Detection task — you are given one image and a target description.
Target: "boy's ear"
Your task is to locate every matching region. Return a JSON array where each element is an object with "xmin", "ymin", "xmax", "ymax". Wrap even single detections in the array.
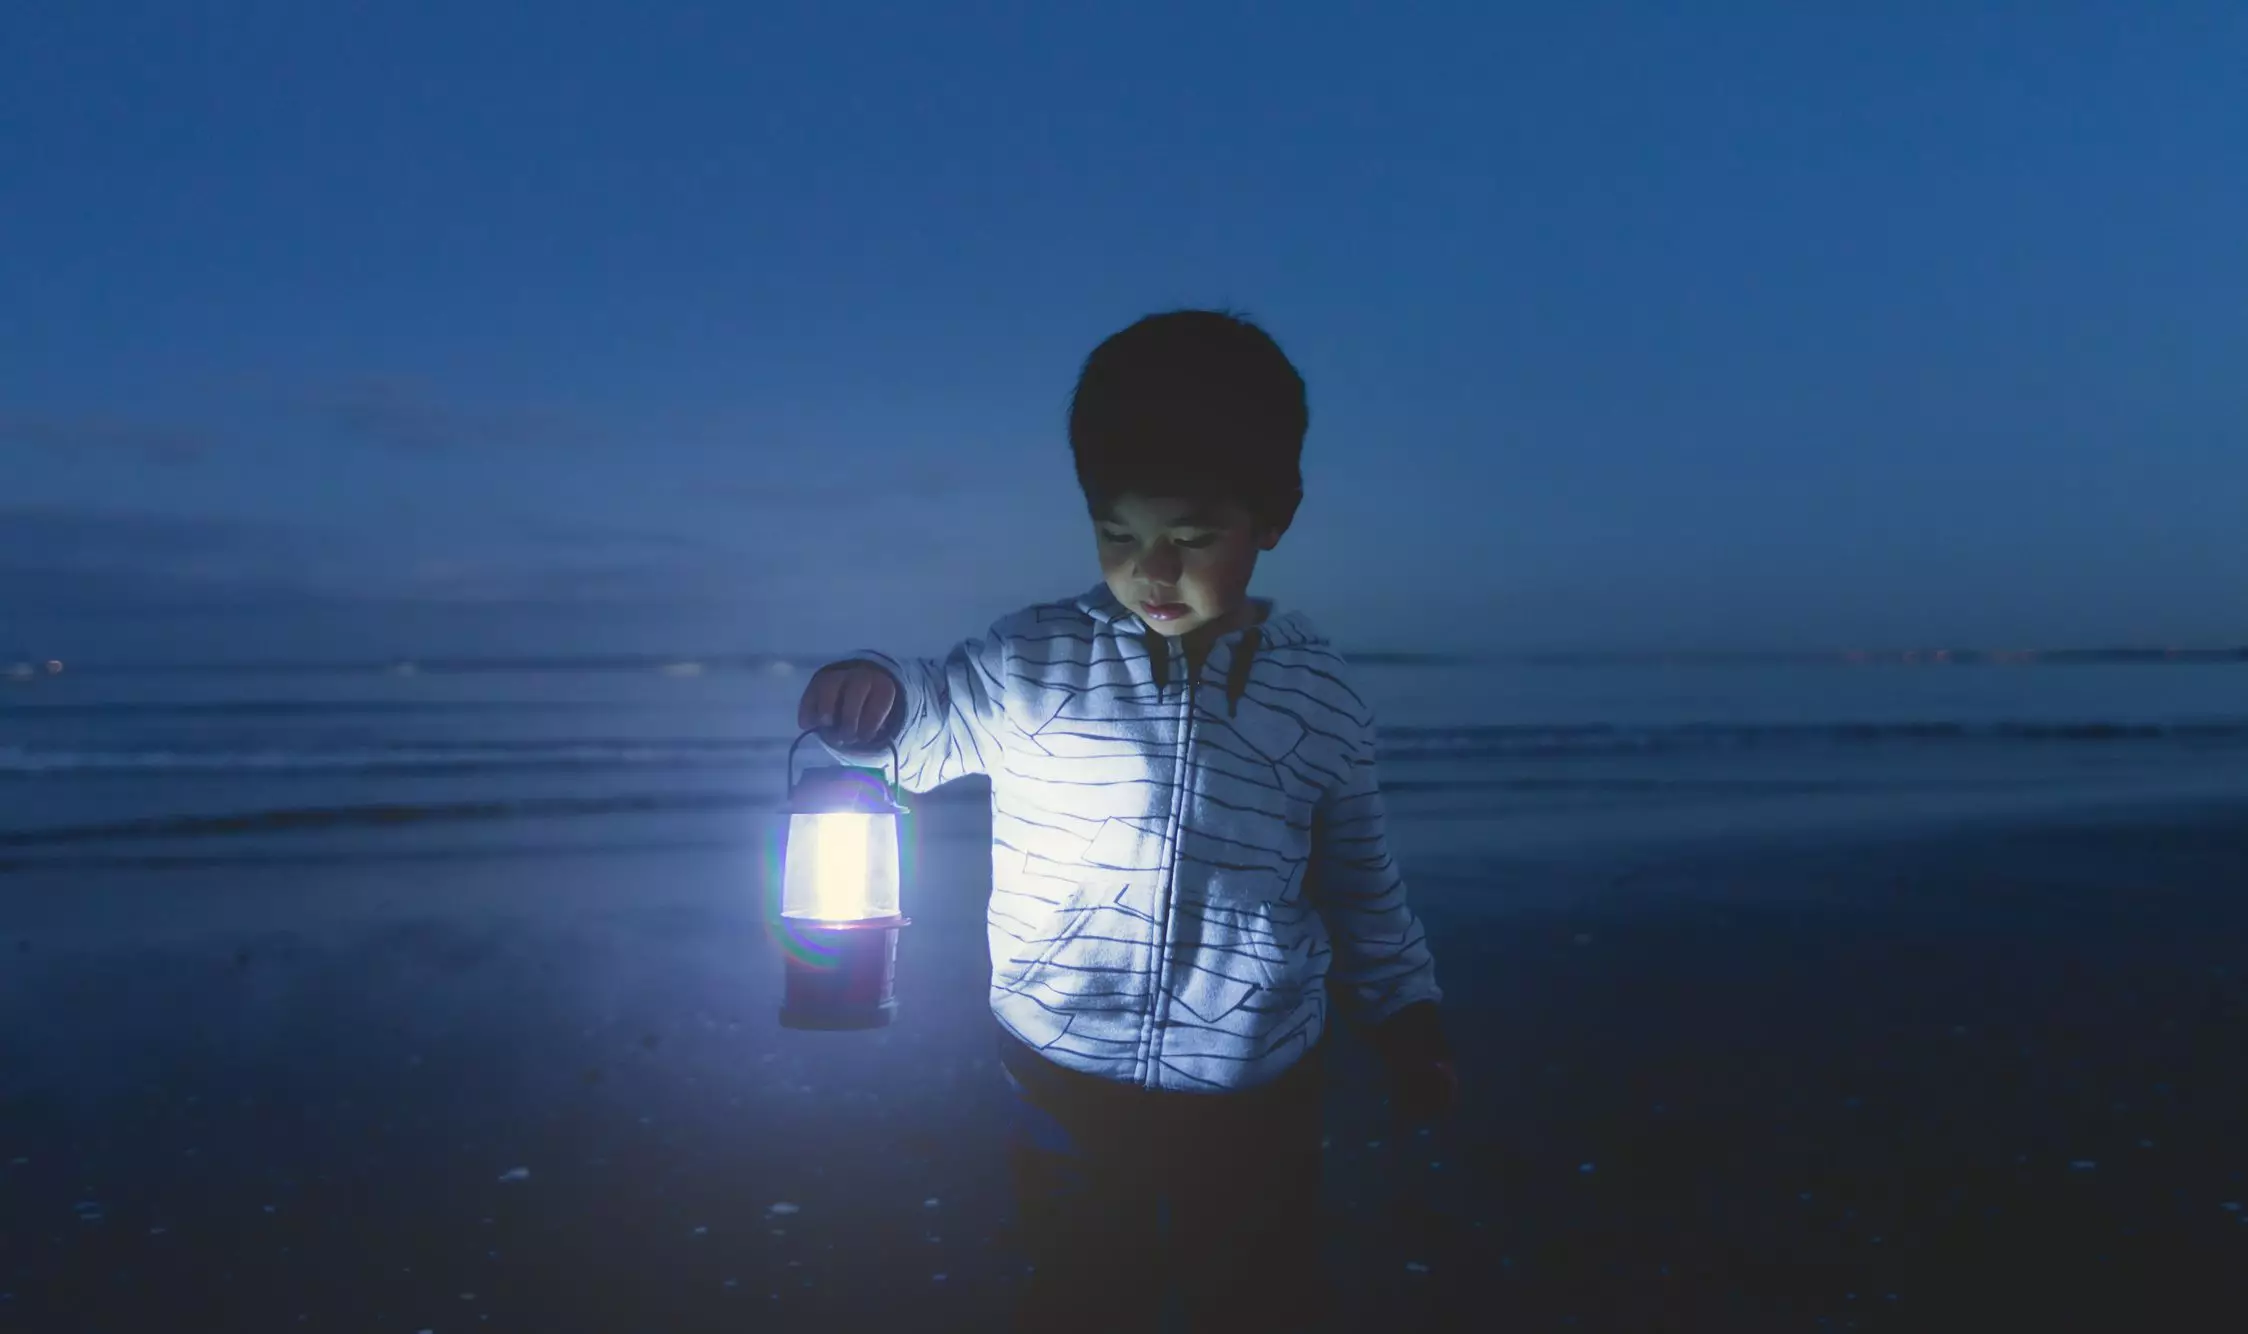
[{"xmin": 1256, "ymin": 489, "xmax": 1301, "ymax": 550}]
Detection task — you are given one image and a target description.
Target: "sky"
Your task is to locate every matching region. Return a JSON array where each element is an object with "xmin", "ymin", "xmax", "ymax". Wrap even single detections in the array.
[{"xmin": 4, "ymin": 0, "xmax": 2244, "ymax": 661}]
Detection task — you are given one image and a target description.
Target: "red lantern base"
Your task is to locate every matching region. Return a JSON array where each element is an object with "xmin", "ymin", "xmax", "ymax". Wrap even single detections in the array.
[{"xmin": 778, "ymin": 916, "xmax": 906, "ymax": 1030}]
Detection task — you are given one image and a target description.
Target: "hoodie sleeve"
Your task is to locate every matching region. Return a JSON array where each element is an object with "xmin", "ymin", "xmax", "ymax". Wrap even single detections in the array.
[
  {"xmin": 819, "ymin": 630, "xmax": 1010, "ymax": 794},
  {"xmin": 1308, "ymin": 709, "xmax": 1442, "ymax": 1027}
]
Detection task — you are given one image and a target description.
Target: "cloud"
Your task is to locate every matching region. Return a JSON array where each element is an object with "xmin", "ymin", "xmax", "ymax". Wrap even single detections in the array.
[
  {"xmin": 0, "ymin": 510, "xmax": 330, "ymax": 622},
  {"xmin": 0, "ymin": 413, "xmax": 217, "ymax": 466},
  {"xmin": 0, "ymin": 505, "xmax": 745, "ymax": 610},
  {"xmin": 513, "ymin": 519, "xmax": 716, "ymax": 554},
  {"xmin": 711, "ymin": 459, "xmax": 976, "ymax": 508},
  {"xmin": 398, "ymin": 560, "xmax": 711, "ymax": 605},
  {"xmin": 0, "ymin": 498, "xmax": 1001, "ymax": 644},
  {"xmin": 4, "ymin": 378, "xmax": 616, "ymax": 469},
  {"xmin": 0, "ymin": 503, "xmax": 1047, "ymax": 660},
  {"xmin": 0, "ymin": 506, "xmax": 357, "ymax": 606},
  {"xmin": 298, "ymin": 377, "xmax": 608, "ymax": 455},
  {"xmin": 0, "ymin": 505, "xmax": 284, "ymax": 563},
  {"xmin": 0, "ymin": 562, "xmax": 329, "ymax": 615}
]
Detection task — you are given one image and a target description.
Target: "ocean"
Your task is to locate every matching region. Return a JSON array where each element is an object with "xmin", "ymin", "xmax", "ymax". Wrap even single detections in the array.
[
  {"xmin": 6, "ymin": 654, "xmax": 2248, "ymax": 1330},
  {"xmin": 5, "ymin": 654, "xmax": 2244, "ymax": 873}
]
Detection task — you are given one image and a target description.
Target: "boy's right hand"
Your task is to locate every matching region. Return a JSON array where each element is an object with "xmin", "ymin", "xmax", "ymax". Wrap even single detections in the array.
[{"xmin": 797, "ymin": 661, "xmax": 903, "ymax": 749}]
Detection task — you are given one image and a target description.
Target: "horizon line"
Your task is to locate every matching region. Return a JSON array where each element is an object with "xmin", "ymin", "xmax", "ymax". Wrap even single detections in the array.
[{"xmin": 5, "ymin": 645, "xmax": 2244, "ymax": 676}]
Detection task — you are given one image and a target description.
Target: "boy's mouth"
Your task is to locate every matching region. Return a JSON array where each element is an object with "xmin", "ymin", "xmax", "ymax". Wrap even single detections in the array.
[{"xmin": 1140, "ymin": 601, "xmax": 1192, "ymax": 623}]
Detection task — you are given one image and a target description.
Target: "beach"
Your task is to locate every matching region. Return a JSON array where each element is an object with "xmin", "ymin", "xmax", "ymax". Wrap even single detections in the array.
[
  {"xmin": 14, "ymin": 3, "xmax": 2248, "ymax": 1324},
  {"xmin": 6, "ymin": 792, "xmax": 2247, "ymax": 1333}
]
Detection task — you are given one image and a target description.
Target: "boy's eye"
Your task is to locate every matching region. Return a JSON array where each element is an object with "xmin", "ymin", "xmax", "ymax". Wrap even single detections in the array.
[{"xmin": 1098, "ymin": 529, "xmax": 1217, "ymax": 550}]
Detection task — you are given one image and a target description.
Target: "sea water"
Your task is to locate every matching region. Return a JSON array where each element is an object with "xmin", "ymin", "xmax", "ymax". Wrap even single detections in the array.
[{"xmin": 3, "ymin": 656, "xmax": 2243, "ymax": 871}]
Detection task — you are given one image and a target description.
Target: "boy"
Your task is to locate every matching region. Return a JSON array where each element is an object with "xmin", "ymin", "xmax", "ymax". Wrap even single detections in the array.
[{"xmin": 798, "ymin": 310, "xmax": 1455, "ymax": 1333}]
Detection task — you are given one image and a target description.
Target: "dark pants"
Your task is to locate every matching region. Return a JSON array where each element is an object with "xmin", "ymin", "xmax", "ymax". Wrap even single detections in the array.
[{"xmin": 998, "ymin": 1028, "xmax": 1334, "ymax": 1334}]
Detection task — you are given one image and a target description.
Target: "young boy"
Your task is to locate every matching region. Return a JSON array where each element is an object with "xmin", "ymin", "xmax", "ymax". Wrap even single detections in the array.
[{"xmin": 797, "ymin": 310, "xmax": 1455, "ymax": 1333}]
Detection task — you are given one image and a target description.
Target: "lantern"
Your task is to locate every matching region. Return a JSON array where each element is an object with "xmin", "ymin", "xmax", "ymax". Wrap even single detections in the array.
[{"xmin": 775, "ymin": 732, "xmax": 910, "ymax": 1030}]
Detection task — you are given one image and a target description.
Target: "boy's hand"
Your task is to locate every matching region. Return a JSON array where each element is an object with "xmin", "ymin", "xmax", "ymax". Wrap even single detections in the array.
[
  {"xmin": 1371, "ymin": 1001, "xmax": 1457, "ymax": 1125},
  {"xmin": 798, "ymin": 661, "xmax": 903, "ymax": 748},
  {"xmin": 1390, "ymin": 1058, "xmax": 1460, "ymax": 1124}
]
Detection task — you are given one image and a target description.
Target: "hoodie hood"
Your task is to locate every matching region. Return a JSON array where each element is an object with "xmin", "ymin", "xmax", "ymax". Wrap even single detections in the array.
[{"xmin": 1073, "ymin": 583, "xmax": 1326, "ymax": 715}]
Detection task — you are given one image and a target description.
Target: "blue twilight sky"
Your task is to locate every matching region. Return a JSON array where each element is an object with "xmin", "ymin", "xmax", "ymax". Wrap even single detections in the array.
[{"xmin": 3, "ymin": 1, "xmax": 2243, "ymax": 662}]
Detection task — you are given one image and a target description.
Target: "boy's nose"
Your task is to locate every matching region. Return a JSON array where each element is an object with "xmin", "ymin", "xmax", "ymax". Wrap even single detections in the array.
[{"xmin": 1136, "ymin": 547, "xmax": 1183, "ymax": 583}]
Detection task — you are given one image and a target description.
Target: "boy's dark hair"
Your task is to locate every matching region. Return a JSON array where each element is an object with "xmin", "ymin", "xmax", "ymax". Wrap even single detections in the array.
[{"xmin": 1068, "ymin": 309, "xmax": 1308, "ymax": 530}]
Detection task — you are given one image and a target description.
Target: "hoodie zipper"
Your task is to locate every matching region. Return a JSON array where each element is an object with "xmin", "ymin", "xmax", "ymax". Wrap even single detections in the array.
[
  {"xmin": 1139, "ymin": 629, "xmax": 1192, "ymax": 1090},
  {"xmin": 1133, "ymin": 621, "xmax": 1263, "ymax": 1091}
]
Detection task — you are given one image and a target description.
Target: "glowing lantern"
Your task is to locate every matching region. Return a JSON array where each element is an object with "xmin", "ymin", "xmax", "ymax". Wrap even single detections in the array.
[{"xmin": 774, "ymin": 733, "xmax": 909, "ymax": 1029}]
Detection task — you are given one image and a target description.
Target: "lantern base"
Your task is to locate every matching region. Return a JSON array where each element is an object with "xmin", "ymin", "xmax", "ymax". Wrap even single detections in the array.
[{"xmin": 777, "ymin": 917, "xmax": 906, "ymax": 1031}]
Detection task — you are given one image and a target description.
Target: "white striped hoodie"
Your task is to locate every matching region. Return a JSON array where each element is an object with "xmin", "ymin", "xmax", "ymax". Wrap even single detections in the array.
[{"xmin": 827, "ymin": 582, "xmax": 1441, "ymax": 1092}]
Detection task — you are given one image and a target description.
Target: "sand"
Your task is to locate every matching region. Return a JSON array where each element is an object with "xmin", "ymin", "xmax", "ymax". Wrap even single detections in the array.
[{"xmin": 4, "ymin": 802, "xmax": 2246, "ymax": 1331}]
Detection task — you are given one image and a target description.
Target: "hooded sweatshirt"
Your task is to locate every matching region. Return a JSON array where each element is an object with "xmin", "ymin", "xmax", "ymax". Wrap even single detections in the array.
[{"xmin": 827, "ymin": 583, "xmax": 1440, "ymax": 1093}]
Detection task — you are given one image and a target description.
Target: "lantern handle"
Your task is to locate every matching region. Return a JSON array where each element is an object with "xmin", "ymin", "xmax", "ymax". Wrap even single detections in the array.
[{"xmin": 788, "ymin": 728, "xmax": 903, "ymax": 797}]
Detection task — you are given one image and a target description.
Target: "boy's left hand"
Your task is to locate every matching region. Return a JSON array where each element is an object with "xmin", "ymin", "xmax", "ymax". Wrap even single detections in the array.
[
  {"xmin": 1371, "ymin": 1000, "xmax": 1457, "ymax": 1124},
  {"xmin": 1390, "ymin": 1057, "xmax": 1460, "ymax": 1124}
]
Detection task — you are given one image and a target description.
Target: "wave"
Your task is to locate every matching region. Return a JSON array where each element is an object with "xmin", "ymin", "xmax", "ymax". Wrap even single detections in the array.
[
  {"xmin": 0, "ymin": 737, "xmax": 785, "ymax": 775},
  {"xmin": 0, "ymin": 791, "xmax": 775, "ymax": 848},
  {"xmin": 1378, "ymin": 719, "xmax": 2248, "ymax": 759},
  {"xmin": 0, "ymin": 767, "xmax": 2093, "ymax": 865},
  {"xmin": 0, "ymin": 699, "xmax": 573, "ymax": 718},
  {"xmin": 0, "ymin": 836, "xmax": 753, "ymax": 873},
  {"xmin": 5, "ymin": 717, "xmax": 2245, "ymax": 777},
  {"xmin": 0, "ymin": 783, "xmax": 994, "ymax": 853},
  {"xmin": 0, "ymin": 774, "xmax": 1915, "ymax": 859},
  {"xmin": 8, "ymin": 649, "xmax": 2243, "ymax": 677},
  {"xmin": 4, "ymin": 655, "xmax": 804, "ymax": 677}
]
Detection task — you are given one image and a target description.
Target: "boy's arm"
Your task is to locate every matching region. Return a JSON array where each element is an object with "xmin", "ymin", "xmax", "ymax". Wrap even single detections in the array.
[
  {"xmin": 1309, "ymin": 711, "xmax": 1449, "ymax": 1061},
  {"xmin": 819, "ymin": 630, "xmax": 1009, "ymax": 794}
]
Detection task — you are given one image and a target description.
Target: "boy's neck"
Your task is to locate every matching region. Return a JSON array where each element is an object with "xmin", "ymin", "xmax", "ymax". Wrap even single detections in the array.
[{"xmin": 1179, "ymin": 599, "xmax": 1269, "ymax": 667}]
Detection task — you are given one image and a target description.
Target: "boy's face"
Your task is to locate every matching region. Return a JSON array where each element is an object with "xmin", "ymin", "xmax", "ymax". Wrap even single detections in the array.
[{"xmin": 1094, "ymin": 494, "xmax": 1285, "ymax": 640}]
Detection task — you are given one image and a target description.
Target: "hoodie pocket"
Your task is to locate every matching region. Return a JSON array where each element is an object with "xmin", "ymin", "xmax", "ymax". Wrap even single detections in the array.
[
  {"xmin": 994, "ymin": 890, "xmax": 1098, "ymax": 985},
  {"xmin": 1169, "ymin": 900, "xmax": 1289, "ymax": 1026},
  {"xmin": 1235, "ymin": 901, "xmax": 1287, "ymax": 992},
  {"xmin": 1082, "ymin": 818, "xmax": 1166, "ymax": 874},
  {"xmin": 1199, "ymin": 900, "xmax": 1289, "ymax": 991}
]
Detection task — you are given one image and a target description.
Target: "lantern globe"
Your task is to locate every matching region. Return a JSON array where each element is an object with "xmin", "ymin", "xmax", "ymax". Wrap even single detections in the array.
[
  {"xmin": 775, "ymin": 755, "xmax": 911, "ymax": 1031},
  {"xmin": 780, "ymin": 810, "xmax": 901, "ymax": 923}
]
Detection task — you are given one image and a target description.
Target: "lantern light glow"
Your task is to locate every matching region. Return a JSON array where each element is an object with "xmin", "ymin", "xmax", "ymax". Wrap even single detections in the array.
[
  {"xmin": 782, "ymin": 811, "xmax": 901, "ymax": 923},
  {"xmin": 773, "ymin": 732, "xmax": 911, "ymax": 1030}
]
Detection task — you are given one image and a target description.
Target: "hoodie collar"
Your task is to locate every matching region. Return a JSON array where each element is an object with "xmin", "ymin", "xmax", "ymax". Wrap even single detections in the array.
[
  {"xmin": 1073, "ymin": 582, "xmax": 1325, "ymax": 653},
  {"xmin": 1075, "ymin": 583, "xmax": 1324, "ymax": 716}
]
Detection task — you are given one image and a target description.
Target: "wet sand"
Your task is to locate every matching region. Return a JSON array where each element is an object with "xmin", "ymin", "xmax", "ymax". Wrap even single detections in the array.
[{"xmin": 4, "ymin": 804, "xmax": 2246, "ymax": 1332}]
